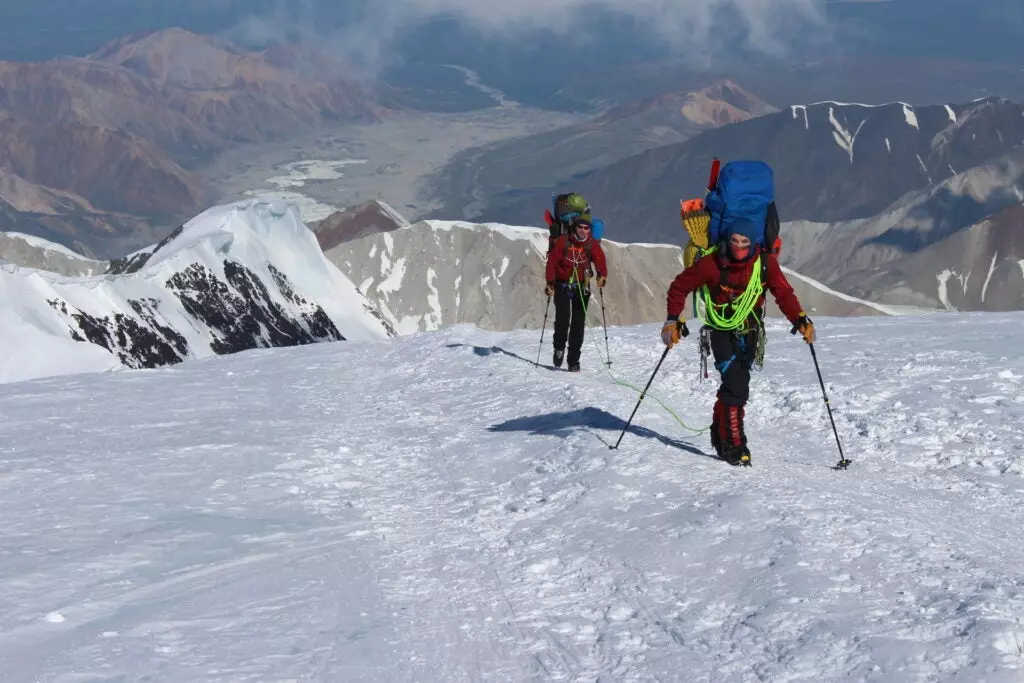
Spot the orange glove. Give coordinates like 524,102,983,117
794,313,815,344
595,275,606,289
661,319,688,348
545,282,555,297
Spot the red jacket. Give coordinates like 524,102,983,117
666,249,804,324
546,235,608,284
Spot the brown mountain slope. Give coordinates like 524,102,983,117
0,28,388,257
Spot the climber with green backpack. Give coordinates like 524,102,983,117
662,159,815,466
544,192,606,253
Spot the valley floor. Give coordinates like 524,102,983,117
197,106,585,226
2,314,1024,680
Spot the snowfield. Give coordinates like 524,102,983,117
2,313,1024,681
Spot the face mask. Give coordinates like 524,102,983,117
730,244,750,260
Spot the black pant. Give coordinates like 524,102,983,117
552,281,589,365
710,328,758,453
710,328,758,407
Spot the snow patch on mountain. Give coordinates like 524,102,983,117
790,104,809,129
828,106,865,163
903,103,919,129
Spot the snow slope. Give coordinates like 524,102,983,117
0,231,102,277
2,232,98,261
0,199,393,384
3,313,1024,680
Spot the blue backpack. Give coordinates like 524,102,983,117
704,160,775,250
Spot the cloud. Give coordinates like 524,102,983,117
223,0,831,76
400,0,828,55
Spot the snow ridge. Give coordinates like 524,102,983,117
0,199,393,383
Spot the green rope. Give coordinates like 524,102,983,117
568,274,708,434
693,247,765,332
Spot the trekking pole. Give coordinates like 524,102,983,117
535,295,552,367
809,343,851,469
612,324,687,449
792,325,850,469
599,288,611,366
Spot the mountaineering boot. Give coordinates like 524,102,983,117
714,402,750,464
710,400,726,456
553,348,564,367
568,363,580,372
720,445,751,467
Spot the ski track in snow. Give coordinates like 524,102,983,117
2,316,1024,680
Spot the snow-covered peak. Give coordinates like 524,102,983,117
0,199,394,384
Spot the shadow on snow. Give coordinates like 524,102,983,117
446,343,541,367
489,406,713,459
447,344,713,460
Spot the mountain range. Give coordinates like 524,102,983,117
464,96,1024,312
5,26,1024,315
482,97,1024,235
0,197,898,383
0,28,385,258
428,80,776,220
0,28,780,260
313,201,896,337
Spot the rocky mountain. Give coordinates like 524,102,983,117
773,145,1024,311
896,204,1024,311
0,28,386,258
88,29,383,141
322,219,893,336
313,200,411,252
0,230,103,276
428,80,775,221
480,96,1024,244
0,198,393,384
